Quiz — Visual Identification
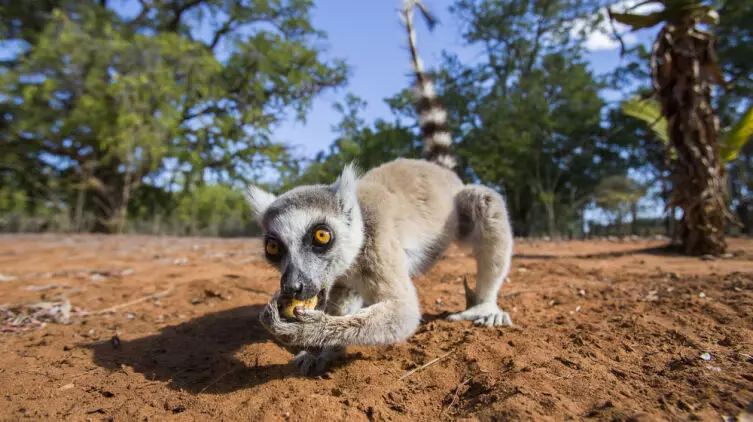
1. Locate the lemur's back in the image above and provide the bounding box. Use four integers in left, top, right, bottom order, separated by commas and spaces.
357, 158, 464, 275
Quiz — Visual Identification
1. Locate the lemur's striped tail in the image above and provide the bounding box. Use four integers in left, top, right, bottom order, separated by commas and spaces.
400, 0, 456, 170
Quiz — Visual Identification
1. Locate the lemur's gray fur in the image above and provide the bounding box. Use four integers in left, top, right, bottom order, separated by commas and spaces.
247, 0, 514, 376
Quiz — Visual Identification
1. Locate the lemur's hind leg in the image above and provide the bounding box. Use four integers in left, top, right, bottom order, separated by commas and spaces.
447, 185, 514, 327
291, 282, 362, 375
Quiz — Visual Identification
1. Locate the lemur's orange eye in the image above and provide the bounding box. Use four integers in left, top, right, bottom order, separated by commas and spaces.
265, 240, 280, 256
313, 228, 331, 245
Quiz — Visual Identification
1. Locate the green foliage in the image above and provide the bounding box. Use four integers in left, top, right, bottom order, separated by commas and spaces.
721, 104, 753, 162
620, 97, 669, 144
173, 184, 254, 236
1, 0, 347, 232
594, 175, 645, 214
433, 0, 620, 235
282, 94, 420, 189
620, 97, 753, 162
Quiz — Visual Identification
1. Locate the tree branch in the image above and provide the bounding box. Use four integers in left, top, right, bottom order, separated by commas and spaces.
209, 18, 237, 49
128, 0, 154, 28
167, 0, 206, 31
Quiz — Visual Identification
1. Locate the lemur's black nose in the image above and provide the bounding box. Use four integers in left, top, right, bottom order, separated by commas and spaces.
281, 267, 310, 298
281, 280, 303, 296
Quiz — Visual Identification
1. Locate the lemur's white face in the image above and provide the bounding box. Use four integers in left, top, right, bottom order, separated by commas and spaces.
246, 165, 364, 307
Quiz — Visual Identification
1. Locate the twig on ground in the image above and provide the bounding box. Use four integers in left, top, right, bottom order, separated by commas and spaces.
199, 367, 236, 394
85, 286, 174, 315
70, 368, 99, 380
442, 376, 472, 416
399, 349, 455, 381
26, 284, 70, 291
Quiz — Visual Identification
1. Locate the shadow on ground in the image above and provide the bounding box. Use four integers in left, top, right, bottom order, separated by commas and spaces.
88, 304, 349, 394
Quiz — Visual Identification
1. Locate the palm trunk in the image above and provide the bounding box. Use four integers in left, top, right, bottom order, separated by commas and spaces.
653, 24, 729, 255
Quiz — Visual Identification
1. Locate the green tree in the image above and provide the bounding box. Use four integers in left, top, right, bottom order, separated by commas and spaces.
715, 0, 753, 235
433, 0, 620, 237
283, 94, 420, 189
594, 175, 647, 235
1, 0, 347, 233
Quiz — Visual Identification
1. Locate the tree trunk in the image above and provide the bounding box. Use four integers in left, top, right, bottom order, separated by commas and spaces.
738, 199, 752, 236
90, 169, 127, 234
74, 178, 86, 232
662, 179, 671, 237
653, 25, 729, 255
630, 202, 638, 235
544, 201, 556, 239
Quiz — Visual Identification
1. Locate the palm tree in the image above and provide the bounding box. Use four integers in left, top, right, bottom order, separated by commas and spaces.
610, 0, 736, 255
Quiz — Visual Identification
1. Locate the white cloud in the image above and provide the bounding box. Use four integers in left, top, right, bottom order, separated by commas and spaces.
574, 0, 664, 52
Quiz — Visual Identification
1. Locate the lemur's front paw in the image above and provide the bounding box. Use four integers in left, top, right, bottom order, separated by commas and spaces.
291, 347, 345, 377
447, 302, 512, 327
293, 307, 326, 323
260, 293, 330, 346
259, 294, 298, 344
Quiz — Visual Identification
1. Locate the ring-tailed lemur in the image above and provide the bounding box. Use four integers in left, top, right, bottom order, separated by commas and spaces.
247, 0, 514, 375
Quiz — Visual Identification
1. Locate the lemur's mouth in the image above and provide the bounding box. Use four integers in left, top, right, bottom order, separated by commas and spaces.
314, 288, 328, 311
279, 288, 328, 319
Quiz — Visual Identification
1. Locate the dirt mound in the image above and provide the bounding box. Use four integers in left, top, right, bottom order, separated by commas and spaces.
1, 235, 751, 420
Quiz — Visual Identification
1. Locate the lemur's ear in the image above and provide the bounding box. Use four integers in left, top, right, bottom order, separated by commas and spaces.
331, 163, 360, 216
246, 185, 277, 225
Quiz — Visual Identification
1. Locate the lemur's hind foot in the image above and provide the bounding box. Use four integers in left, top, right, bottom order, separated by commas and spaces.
447, 303, 512, 327
447, 185, 514, 328
446, 277, 512, 326
291, 346, 346, 377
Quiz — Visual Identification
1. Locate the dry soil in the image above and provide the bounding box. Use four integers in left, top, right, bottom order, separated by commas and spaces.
0, 234, 752, 421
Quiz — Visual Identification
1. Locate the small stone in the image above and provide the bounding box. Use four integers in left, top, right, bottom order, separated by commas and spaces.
700, 352, 712, 361
0, 274, 18, 282
699, 292, 706, 298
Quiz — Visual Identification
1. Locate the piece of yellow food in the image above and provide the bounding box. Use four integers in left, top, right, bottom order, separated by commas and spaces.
280, 296, 318, 319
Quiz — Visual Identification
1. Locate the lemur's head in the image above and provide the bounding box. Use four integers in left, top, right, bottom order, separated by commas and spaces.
246, 164, 364, 308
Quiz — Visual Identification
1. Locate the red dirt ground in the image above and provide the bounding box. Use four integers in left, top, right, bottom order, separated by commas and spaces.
0, 234, 752, 421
